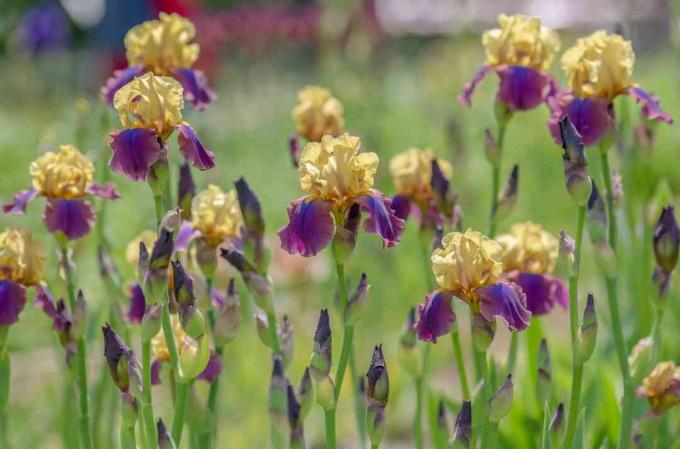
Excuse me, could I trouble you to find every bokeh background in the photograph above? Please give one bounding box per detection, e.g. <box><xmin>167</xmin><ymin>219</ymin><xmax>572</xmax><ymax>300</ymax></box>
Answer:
<box><xmin>1</xmin><ymin>0</ymin><xmax>680</xmax><ymax>447</ymax></box>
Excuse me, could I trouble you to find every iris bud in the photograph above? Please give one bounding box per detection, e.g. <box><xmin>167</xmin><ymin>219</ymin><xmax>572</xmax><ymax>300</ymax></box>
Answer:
<box><xmin>255</xmin><ymin>313</ymin><xmax>273</xmax><ymax>348</ymax></box>
<box><xmin>557</xmin><ymin>230</ymin><xmax>576</xmax><ymax>277</ymax></box>
<box><xmin>138</xmin><ymin>241</ymin><xmax>150</xmax><ymax>285</ymax></box>
<box><xmin>471</xmin><ymin>313</ymin><xmax>496</xmax><ymax>352</ymax></box>
<box><xmin>489</xmin><ymin>375</ymin><xmax>513</xmax><ymax>422</ymax></box>
<box><xmin>484</xmin><ymin>129</ymin><xmax>501</xmax><ymax>168</ymax></box>
<box><xmin>628</xmin><ymin>336</ymin><xmax>653</xmax><ymax>383</ymax></box>
<box><xmin>431</xmin><ymin>159</ymin><xmax>453</xmax><ymax>219</ymax></box>
<box><xmin>287</xmin><ymin>384</ymin><xmax>305</xmax><ymax>449</ymax></box>
<box><xmin>493</xmin><ymin>164</ymin><xmax>519</xmax><ymax>223</ymax></box>
<box><xmin>332</xmin><ymin>204</ymin><xmax>360</xmax><ymax>265</ymax></box>
<box><xmin>366</xmin><ymin>345</ymin><xmax>389</xmax><ymax>447</ymax></box>
<box><xmin>178</xmin><ymin>335</ymin><xmax>210</xmax><ymax>381</ymax></box>
<box><xmin>314</xmin><ymin>373</ymin><xmax>336</xmax><ymax>411</ymax></box>
<box><xmin>653</xmin><ymin>206</ymin><xmax>679</xmax><ymax>274</ymax></box>
<box><xmin>177</xmin><ymin>163</ymin><xmax>195</xmax><ymax>221</ymax></box>
<box><xmin>180</xmin><ymin>305</ymin><xmax>205</xmax><ymax>340</ymax></box>
<box><xmin>450</xmin><ymin>400</ymin><xmax>471</xmax><ymax>449</ymax></box>
<box><xmin>268</xmin><ymin>358</ymin><xmax>289</xmax><ymax>449</ymax></box>
<box><xmin>157</xmin><ymin>419</ymin><xmax>177</xmax><ymax>449</ymax></box>
<box><xmin>279</xmin><ymin>315</ymin><xmax>295</xmax><ymax>370</ymax></box>
<box><xmin>235</xmin><ymin>178</ymin><xmax>265</xmax><ymax>243</ymax></box>
<box><xmin>310</xmin><ymin>309</ymin><xmax>332</xmax><ymax>379</ymax></box>
<box><xmin>171</xmin><ymin>260</ymin><xmax>195</xmax><ymax>307</ymax></box>
<box><xmin>102</xmin><ymin>323</ymin><xmax>139</xmax><ymax>393</ymax></box>
<box><xmin>221</xmin><ymin>249</ymin><xmax>273</xmax><ymax>313</ymax></box>
<box><xmin>537</xmin><ymin>339</ymin><xmax>551</xmax><ymax>406</ymax></box>
<box><xmin>141</xmin><ymin>304</ymin><xmax>162</xmax><ymax>342</ymax></box>
<box><xmin>549</xmin><ymin>403</ymin><xmax>564</xmax><ymax>449</ymax></box>
<box><xmin>578</xmin><ymin>293</ymin><xmax>598</xmax><ymax>363</ymax></box>
<box><xmin>120</xmin><ymin>392</ymin><xmax>139</xmax><ymax>429</ymax></box>
<box><xmin>297</xmin><ymin>367</ymin><xmax>314</xmax><ymax>421</ymax></box>
<box><xmin>71</xmin><ymin>290</ymin><xmax>87</xmax><ymax>341</ymax></box>
<box><xmin>559</xmin><ymin>117</ymin><xmax>592</xmax><ymax>206</ymax></box>
<box><xmin>213</xmin><ymin>280</ymin><xmax>241</xmax><ymax>346</ymax></box>
<box><xmin>344</xmin><ymin>273</ymin><xmax>370</xmax><ymax>326</ymax></box>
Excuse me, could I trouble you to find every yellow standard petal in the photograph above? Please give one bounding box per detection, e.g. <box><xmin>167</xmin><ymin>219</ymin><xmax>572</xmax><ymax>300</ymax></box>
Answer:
<box><xmin>125</xmin><ymin>230</ymin><xmax>158</xmax><ymax>268</ymax></box>
<box><xmin>431</xmin><ymin>229</ymin><xmax>503</xmax><ymax>301</ymax></box>
<box><xmin>291</xmin><ymin>85</ymin><xmax>345</xmax><ymax>142</ymax></box>
<box><xmin>482</xmin><ymin>14</ymin><xmax>561</xmax><ymax>70</ymax></box>
<box><xmin>389</xmin><ymin>148</ymin><xmax>452</xmax><ymax>200</ymax></box>
<box><xmin>30</xmin><ymin>144</ymin><xmax>94</xmax><ymax>199</ymax></box>
<box><xmin>125</xmin><ymin>12</ymin><xmax>200</xmax><ymax>74</ymax></box>
<box><xmin>562</xmin><ymin>30</ymin><xmax>635</xmax><ymax>101</ymax></box>
<box><xmin>0</xmin><ymin>228</ymin><xmax>45</xmax><ymax>286</ymax></box>
<box><xmin>151</xmin><ymin>314</ymin><xmax>188</xmax><ymax>361</ymax></box>
<box><xmin>640</xmin><ymin>361</ymin><xmax>680</xmax><ymax>413</ymax></box>
<box><xmin>299</xmin><ymin>133</ymin><xmax>378</xmax><ymax>206</ymax></box>
<box><xmin>113</xmin><ymin>72</ymin><xmax>184</xmax><ymax>139</ymax></box>
<box><xmin>496</xmin><ymin>221</ymin><xmax>558</xmax><ymax>274</ymax></box>
<box><xmin>191</xmin><ymin>185</ymin><xmax>243</xmax><ymax>247</ymax></box>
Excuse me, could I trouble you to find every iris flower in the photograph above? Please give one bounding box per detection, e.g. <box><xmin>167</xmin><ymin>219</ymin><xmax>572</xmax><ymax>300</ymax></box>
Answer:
<box><xmin>0</xmin><ymin>228</ymin><xmax>45</xmax><ymax>326</ymax></box>
<box><xmin>102</xmin><ymin>13</ymin><xmax>215</xmax><ymax>109</ymax></box>
<box><xmin>637</xmin><ymin>361</ymin><xmax>680</xmax><ymax>415</ymax></box>
<box><xmin>292</xmin><ymin>86</ymin><xmax>344</xmax><ymax>143</ymax></box>
<box><xmin>415</xmin><ymin>229</ymin><xmax>530</xmax><ymax>342</ymax></box>
<box><xmin>108</xmin><ymin>73</ymin><xmax>215</xmax><ymax>182</ymax></box>
<box><xmin>190</xmin><ymin>184</ymin><xmax>243</xmax><ymax>248</ymax></box>
<box><xmin>3</xmin><ymin>145</ymin><xmax>119</xmax><ymax>240</ymax></box>
<box><xmin>278</xmin><ymin>133</ymin><xmax>404</xmax><ymax>257</ymax></box>
<box><xmin>389</xmin><ymin>147</ymin><xmax>453</xmax><ymax>229</ymax></box>
<box><xmin>460</xmin><ymin>14</ymin><xmax>560</xmax><ymax>112</ymax></box>
<box><xmin>496</xmin><ymin>222</ymin><xmax>568</xmax><ymax>316</ymax></box>
<box><xmin>549</xmin><ymin>30</ymin><xmax>672</xmax><ymax>146</ymax></box>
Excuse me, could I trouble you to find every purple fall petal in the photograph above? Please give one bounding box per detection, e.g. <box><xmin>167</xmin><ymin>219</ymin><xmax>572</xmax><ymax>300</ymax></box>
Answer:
<box><xmin>87</xmin><ymin>182</ymin><xmax>121</xmax><ymax>200</ymax></box>
<box><xmin>508</xmin><ymin>272</ymin><xmax>568</xmax><ymax>316</ymax></box>
<box><xmin>628</xmin><ymin>87</ymin><xmax>673</xmax><ymax>124</ymax></box>
<box><xmin>355</xmin><ymin>191</ymin><xmax>405</xmax><ymax>248</ymax></box>
<box><xmin>496</xmin><ymin>65</ymin><xmax>552</xmax><ymax>111</ymax></box>
<box><xmin>391</xmin><ymin>195</ymin><xmax>412</xmax><ymax>221</ymax></box>
<box><xmin>174</xmin><ymin>221</ymin><xmax>198</xmax><ymax>253</ymax></box>
<box><xmin>101</xmin><ymin>65</ymin><xmax>145</xmax><ymax>104</ymax></box>
<box><xmin>459</xmin><ymin>65</ymin><xmax>492</xmax><ymax>107</ymax></box>
<box><xmin>3</xmin><ymin>187</ymin><xmax>38</xmax><ymax>214</ymax></box>
<box><xmin>278</xmin><ymin>197</ymin><xmax>334</xmax><ymax>257</ymax></box>
<box><xmin>151</xmin><ymin>359</ymin><xmax>163</xmax><ymax>386</ymax></box>
<box><xmin>43</xmin><ymin>198</ymin><xmax>95</xmax><ymax>240</ymax></box>
<box><xmin>415</xmin><ymin>290</ymin><xmax>456</xmax><ymax>343</ymax></box>
<box><xmin>176</xmin><ymin>124</ymin><xmax>215</xmax><ymax>171</ymax></box>
<box><xmin>477</xmin><ymin>282</ymin><xmax>530</xmax><ymax>331</ymax></box>
<box><xmin>127</xmin><ymin>283</ymin><xmax>146</xmax><ymax>324</ymax></box>
<box><xmin>196</xmin><ymin>350</ymin><xmax>223</xmax><ymax>383</ymax></box>
<box><xmin>108</xmin><ymin>128</ymin><xmax>161</xmax><ymax>181</ymax></box>
<box><xmin>548</xmin><ymin>92</ymin><xmax>613</xmax><ymax>147</ymax></box>
<box><xmin>0</xmin><ymin>280</ymin><xmax>27</xmax><ymax>326</ymax></box>
<box><xmin>172</xmin><ymin>68</ymin><xmax>216</xmax><ymax>110</ymax></box>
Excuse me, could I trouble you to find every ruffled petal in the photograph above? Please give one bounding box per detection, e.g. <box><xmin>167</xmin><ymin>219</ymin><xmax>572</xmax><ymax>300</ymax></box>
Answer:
<box><xmin>277</xmin><ymin>197</ymin><xmax>334</xmax><ymax>257</ymax></box>
<box><xmin>108</xmin><ymin>128</ymin><xmax>161</xmax><ymax>181</ymax></box>
<box><xmin>34</xmin><ymin>285</ymin><xmax>70</xmax><ymax>331</ymax></box>
<box><xmin>548</xmin><ymin>91</ymin><xmax>613</xmax><ymax>147</ymax></box>
<box><xmin>354</xmin><ymin>191</ymin><xmax>405</xmax><ymax>248</ymax></box>
<box><xmin>127</xmin><ymin>283</ymin><xmax>146</xmax><ymax>324</ymax></box>
<box><xmin>3</xmin><ymin>187</ymin><xmax>38</xmax><ymax>214</ymax></box>
<box><xmin>196</xmin><ymin>350</ymin><xmax>223</xmax><ymax>383</ymax></box>
<box><xmin>477</xmin><ymin>282</ymin><xmax>530</xmax><ymax>331</ymax></box>
<box><xmin>172</xmin><ymin>68</ymin><xmax>216</xmax><ymax>110</ymax></box>
<box><xmin>415</xmin><ymin>290</ymin><xmax>456</xmax><ymax>343</ymax></box>
<box><xmin>176</xmin><ymin>124</ymin><xmax>215</xmax><ymax>171</ymax></box>
<box><xmin>508</xmin><ymin>272</ymin><xmax>568</xmax><ymax>316</ymax></box>
<box><xmin>0</xmin><ymin>280</ymin><xmax>27</xmax><ymax>326</ymax></box>
<box><xmin>628</xmin><ymin>87</ymin><xmax>673</xmax><ymax>124</ymax></box>
<box><xmin>459</xmin><ymin>65</ymin><xmax>492</xmax><ymax>107</ymax></box>
<box><xmin>101</xmin><ymin>65</ymin><xmax>145</xmax><ymax>104</ymax></box>
<box><xmin>86</xmin><ymin>182</ymin><xmax>121</xmax><ymax>200</ymax></box>
<box><xmin>43</xmin><ymin>198</ymin><xmax>95</xmax><ymax>240</ymax></box>
<box><xmin>496</xmin><ymin>65</ymin><xmax>552</xmax><ymax>111</ymax></box>
<box><xmin>391</xmin><ymin>195</ymin><xmax>412</xmax><ymax>221</ymax></box>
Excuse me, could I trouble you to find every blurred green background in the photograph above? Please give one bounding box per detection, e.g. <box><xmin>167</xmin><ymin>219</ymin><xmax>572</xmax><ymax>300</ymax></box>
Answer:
<box><xmin>1</xmin><ymin>1</ymin><xmax>680</xmax><ymax>448</ymax></box>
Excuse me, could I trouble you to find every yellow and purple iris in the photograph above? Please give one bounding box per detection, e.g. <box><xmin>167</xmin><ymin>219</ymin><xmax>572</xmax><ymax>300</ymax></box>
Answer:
<box><xmin>415</xmin><ymin>229</ymin><xmax>530</xmax><ymax>342</ymax></box>
<box><xmin>460</xmin><ymin>14</ymin><xmax>560</xmax><ymax>112</ymax></box>
<box><xmin>292</xmin><ymin>86</ymin><xmax>345</xmax><ymax>143</ymax></box>
<box><xmin>389</xmin><ymin>148</ymin><xmax>452</xmax><ymax>228</ymax></box>
<box><xmin>637</xmin><ymin>361</ymin><xmax>680</xmax><ymax>415</ymax></box>
<box><xmin>191</xmin><ymin>184</ymin><xmax>243</xmax><ymax>248</ymax></box>
<box><xmin>3</xmin><ymin>145</ymin><xmax>119</xmax><ymax>240</ymax></box>
<box><xmin>497</xmin><ymin>222</ymin><xmax>568</xmax><ymax>316</ymax></box>
<box><xmin>107</xmin><ymin>73</ymin><xmax>215</xmax><ymax>181</ymax></box>
<box><xmin>0</xmin><ymin>228</ymin><xmax>45</xmax><ymax>326</ymax></box>
<box><xmin>102</xmin><ymin>13</ymin><xmax>215</xmax><ymax>109</ymax></box>
<box><xmin>278</xmin><ymin>133</ymin><xmax>404</xmax><ymax>257</ymax></box>
<box><xmin>549</xmin><ymin>30</ymin><xmax>672</xmax><ymax>146</ymax></box>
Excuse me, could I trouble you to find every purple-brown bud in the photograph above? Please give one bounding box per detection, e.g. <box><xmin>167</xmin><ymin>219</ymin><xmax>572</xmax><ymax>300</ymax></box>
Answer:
<box><xmin>366</xmin><ymin>344</ymin><xmax>389</xmax><ymax>446</ymax></box>
<box><xmin>279</xmin><ymin>315</ymin><xmax>295</xmax><ymax>370</ymax></box>
<box><xmin>178</xmin><ymin>163</ymin><xmax>195</xmax><ymax>221</ymax></box>
<box><xmin>102</xmin><ymin>323</ymin><xmax>139</xmax><ymax>393</ymax></box>
<box><xmin>431</xmin><ymin>159</ymin><xmax>453</xmax><ymax>219</ymax></box>
<box><xmin>493</xmin><ymin>164</ymin><xmax>519</xmax><ymax>223</ymax></box>
<box><xmin>489</xmin><ymin>374</ymin><xmax>513</xmax><ymax>422</ymax></box>
<box><xmin>345</xmin><ymin>273</ymin><xmax>370</xmax><ymax>326</ymax></box>
<box><xmin>221</xmin><ymin>249</ymin><xmax>273</xmax><ymax>313</ymax></box>
<box><xmin>578</xmin><ymin>293</ymin><xmax>597</xmax><ymax>363</ymax></box>
<box><xmin>559</xmin><ymin>117</ymin><xmax>592</xmax><ymax>206</ymax></box>
<box><xmin>310</xmin><ymin>309</ymin><xmax>332</xmax><ymax>379</ymax></box>
<box><xmin>549</xmin><ymin>403</ymin><xmax>564</xmax><ymax>448</ymax></box>
<box><xmin>450</xmin><ymin>400</ymin><xmax>471</xmax><ymax>449</ymax></box>
<box><xmin>537</xmin><ymin>338</ymin><xmax>551</xmax><ymax>405</ymax></box>
<box><xmin>653</xmin><ymin>206</ymin><xmax>679</xmax><ymax>274</ymax></box>
<box><xmin>171</xmin><ymin>260</ymin><xmax>195</xmax><ymax>307</ymax></box>
<box><xmin>297</xmin><ymin>367</ymin><xmax>314</xmax><ymax>420</ymax></box>
<box><xmin>484</xmin><ymin>129</ymin><xmax>501</xmax><ymax>168</ymax></box>
<box><xmin>157</xmin><ymin>419</ymin><xmax>176</xmax><ymax>449</ymax></box>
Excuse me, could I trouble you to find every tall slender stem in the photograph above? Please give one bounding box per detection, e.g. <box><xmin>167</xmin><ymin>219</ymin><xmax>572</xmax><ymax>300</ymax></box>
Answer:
<box><xmin>414</xmin><ymin>375</ymin><xmax>425</xmax><ymax>449</ymax></box>
<box><xmin>324</xmin><ymin>409</ymin><xmax>336</xmax><ymax>449</ymax></box>
<box><xmin>172</xmin><ymin>380</ymin><xmax>190</xmax><ymax>445</ymax></box>
<box><xmin>153</xmin><ymin>194</ymin><xmax>164</xmax><ymax>226</ymax></box>
<box><xmin>488</xmin><ymin>123</ymin><xmax>507</xmax><ymax>238</ymax></box>
<box><xmin>600</xmin><ymin>150</ymin><xmax>632</xmax><ymax>449</ymax></box>
<box><xmin>471</xmin><ymin>314</ymin><xmax>492</xmax><ymax>449</ymax></box>
<box><xmin>120</xmin><ymin>424</ymin><xmax>136</xmax><ymax>449</ymax></box>
<box><xmin>141</xmin><ymin>340</ymin><xmax>157</xmax><ymax>448</ymax></box>
<box><xmin>0</xmin><ymin>327</ymin><xmax>10</xmax><ymax>449</ymax></box>
<box><xmin>60</xmin><ymin>247</ymin><xmax>94</xmax><ymax>449</ymax></box>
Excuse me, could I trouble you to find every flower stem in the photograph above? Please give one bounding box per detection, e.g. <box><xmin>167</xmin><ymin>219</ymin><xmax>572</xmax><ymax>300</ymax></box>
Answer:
<box><xmin>120</xmin><ymin>424</ymin><xmax>136</xmax><ymax>449</ymax></box>
<box><xmin>172</xmin><ymin>380</ymin><xmax>190</xmax><ymax>445</ymax></box>
<box><xmin>324</xmin><ymin>408</ymin><xmax>337</xmax><ymax>449</ymax></box>
<box><xmin>266</xmin><ymin>310</ymin><xmax>281</xmax><ymax>354</ymax></box>
<box><xmin>471</xmin><ymin>315</ymin><xmax>492</xmax><ymax>449</ymax></box>
<box><xmin>141</xmin><ymin>340</ymin><xmax>157</xmax><ymax>448</ymax></box>
<box><xmin>60</xmin><ymin>247</ymin><xmax>94</xmax><ymax>449</ymax></box>
<box><xmin>0</xmin><ymin>327</ymin><xmax>10</xmax><ymax>449</ymax></box>
<box><xmin>600</xmin><ymin>149</ymin><xmax>633</xmax><ymax>449</ymax></box>
<box><xmin>414</xmin><ymin>374</ymin><xmax>425</xmax><ymax>449</ymax></box>
<box><xmin>153</xmin><ymin>194</ymin><xmax>164</xmax><ymax>226</ymax></box>
<box><xmin>334</xmin><ymin>324</ymin><xmax>355</xmax><ymax>400</ymax></box>
<box><xmin>450</xmin><ymin>328</ymin><xmax>470</xmax><ymax>400</ymax></box>
<box><xmin>562</xmin><ymin>205</ymin><xmax>586</xmax><ymax>449</ymax></box>
<box><xmin>488</xmin><ymin>122</ymin><xmax>507</xmax><ymax>238</ymax></box>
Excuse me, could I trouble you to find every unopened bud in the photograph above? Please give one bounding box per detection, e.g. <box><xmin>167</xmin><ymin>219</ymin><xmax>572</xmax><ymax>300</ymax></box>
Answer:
<box><xmin>310</xmin><ymin>309</ymin><xmax>332</xmax><ymax>379</ymax></box>
<box><xmin>484</xmin><ymin>129</ymin><xmax>501</xmax><ymax>168</ymax></box>
<box><xmin>177</xmin><ymin>163</ymin><xmax>195</xmax><ymax>221</ymax></box>
<box><xmin>628</xmin><ymin>336</ymin><xmax>653</xmax><ymax>383</ymax></box>
<box><xmin>653</xmin><ymin>206</ymin><xmax>679</xmax><ymax>274</ymax></box>
<box><xmin>366</xmin><ymin>344</ymin><xmax>389</xmax><ymax>446</ymax></box>
<box><xmin>559</xmin><ymin>117</ymin><xmax>592</xmax><ymax>206</ymax></box>
<box><xmin>493</xmin><ymin>164</ymin><xmax>519</xmax><ymax>223</ymax></box>
<box><xmin>178</xmin><ymin>335</ymin><xmax>210</xmax><ymax>381</ymax></box>
<box><xmin>314</xmin><ymin>374</ymin><xmax>336</xmax><ymax>411</ymax></box>
<box><xmin>72</xmin><ymin>290</ymin><xmax>87</xmax><ymax>340</ymax></box>
<box><xmin>235</xmin><ymin>178</ymin><xmax>265</xmax><ymax>242</ymax></box>
<box><xmin>102</xmin><ymin>323</ymin><xmax>139</xmax><ymax>393</ymax></box>
<box><xmin>436</xmin><ymin>398</ymin><xmax>448</xmax><ymax>434</ymax></box>
<box><xmin>578</xmin><ymin>294</ymin><xmax>597</xmax><ymax>363</ymax></box>
<box><xmin>557</xmin><ymin>230</ymin><xmax>576</xmax><ymax>276</ymax></box>
<box><xmin>148</xmin><ymin>229</ymin><xmax>174</xmax><ymax>286</ymax></box>
<box><xmin>159</xmin><ymin>208</ymin><xmax>181</xmax><ymax>233</ymax></box>
<box><xmin>181</xmin><ymin>305</ymin><xmax>205</xmax><ymax>339</ymax></box>
<box><xmin>450</xmin><ymin>400</ymin><xmax>471</xmax><ymax>449</ymax></box>
<box><xmin>549</xmin><ymin>403</ymin><xmax>564</xmax><ymax>449</ymax></box>
<box><xmin>141</xmin><ymin>304</ymin><xmax>162</xmax><ymax>342</ymax></box>
<box><xmin>471</xmin><ymin>313</ymin><xmax>496</xmax><ymax>352</ymax></box>
<box><xmin>213</xmin><ymin>280</ymin><xmax>241</xmax><ymax>346</ymax></box>
<box><xmin>279</xmin><ymin>315</ymin><xmax>295</xmax><ymax>370</ymax></box>
<box><xmin>345</xmin><ymin>273</ymin><xmax>370</xmax><ymax>326</ymax></box>
<box><xmin>489</xmin><ymin>375</ymin><xmax>513</xmax><ymax>422</ymax></box>
<box><xmin>297</xmin><ymin>367</ymin><xmax>314</xmax><ymax>421</ymax></box>
<box><xmin>157</xmin><ymin>419</ymin><xmax>177</xmax><ymax>449</ymax></box>
<box><xmin>537</xmin><ymin>339</ymin><xmax>551</xmax><ymax>405</ymax></box>
<box><xmin>332</xmin><ymin>204</ymin><xmax>360</xmax><ymax>264</ymax></box>
<box><xmin>255</xmin><ymin>313</ymin><xmax>273</xmax><ymax>348</ymax></box>
<box><xmin>171</xmin><ymin>260</ymin><xmax>195</xmax><ymax>306</ymax></box>
<box><xmin>587</xmin><ymin>182</ymin><xmax>608</xmax><ymax>245</ymax></box>
<box><xmin>287</xmin><ymin>384</ymin><xmax>306</xmax><ymax>449</ymax></box>
<box><xmin>268</xmin><ymin>358</ymin><xmax>289</xmax><ymax>448</ymax></box>
<box><xmin>221</xmin><ymin>249</ymin><xmax>273</xmax><ymax>313</ymax></box>
<box><xmin>138</xmin><ymin>241</ymin><xmax>150</xmax><ymax>285</ymax></box>
<box><xmin>120</xmin><ymin>392</ymin><xmax>139</xmax><ymax>428</ymax></box>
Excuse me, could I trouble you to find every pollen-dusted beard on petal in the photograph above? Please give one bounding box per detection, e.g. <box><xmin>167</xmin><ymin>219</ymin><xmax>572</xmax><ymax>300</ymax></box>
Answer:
<box><xmin>415</xmin><ymin>290</ymin><xmax>455</xmax><ymax>343</ymax></box>
<box><xmin>43</xmin><ymin>198</ymin><xmax>95</xmax><ymax>241</ymax></box>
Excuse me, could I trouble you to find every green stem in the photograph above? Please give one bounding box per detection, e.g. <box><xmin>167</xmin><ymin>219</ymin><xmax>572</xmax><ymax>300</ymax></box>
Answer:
<box><xmin>141</xmin><ymin>340</ymin><xmax>157</xmax><ymax>448</ymax></box>
<box><xmin>487</xmin><ymin>422</ymin><xmax>499</xmax><ymax>449</ymax></box>
<box><xmin>153</xmin><ymin>194</ymin><xmax>164</xmax><ymax>226</ymax></box>
<box><xmin>60</xmin><ymin>247</ymin><xmax>94</xmax><ymax>449</ymax></box>
<box><xmin>201</xmin><ymin>345</ymin><xmax>224</xmax><ymax>449</ymax></box>
<box><xmin>651</xmin><ymin>305</ymin><xmax>664</xmax><ymax>359</ymax></box>
<box><xmin>562</xmin><ymin>206</ymin><xmax>586</xmax><ymax>449</ymax></box>
<box><xmin>160</xmin><ymin>304</ymin><xmax>180</xmax><ymax>373</ymax></box>
<box><xmin>0</xmin><ymin>328</ymin><xmax>10</xmax><ymax>449</ymax></box>
<box><xmin>505</xmin><ymin>332</ymin><xmax>518</xmax><ymax>380</ymax></box>
<box><xmin>488</xmin><ymin>123</ymin><xmax>507</xmax><ymax>238</ymax></box>
<box><xmin>601</xmin><ymin>149</ymin><xmax>632</xmax><ymax>449</ymax></box>
<box><xmin>334</xmin><ymin>325</ymin><xmax>355</xmax><ymax>399</ymax></box>
<box><xmin>324</xmin><ymin>408</ymin><xmax>336</xmax><ymax>449</ymax></box>
<box><xmin>414</xmin><ymin>376</ymin><xmax>424</xmax><ymax>449</ymax></box>
<box><xmin>471</xmin><ymin>315</ymin><xmax>492</xmax><ymax>449</ymax></box>
<box><xmin>266</xmin><ymin>311</ymin><xmax>281</xmax><ymax>354</ymax></box>
<box><xmin>450</xmin><ymin>328</ymin><xmax>470</xmax><ymax>400</ymax></box>
<box><xmin>120</xmin><ymin>424</ymin><xmax>136</xmax><ymax>449</ymax></box>
<box><xmin>172</xmin><ymin>381</ymin><xmax>190</xmax><ymax>445</ymax></box>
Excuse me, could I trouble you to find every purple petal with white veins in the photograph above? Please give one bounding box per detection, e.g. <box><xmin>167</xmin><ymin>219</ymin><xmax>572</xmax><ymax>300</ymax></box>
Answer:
<box><xmin>415</xmin><ymin>290</ymin><xmax>456</xmax><ymax>343</ymax></box>
<box><xmin>87</xmin><ymin>182</ymin><xmax>120</xmax><ymax>200</ymax></box>
<box><xmin>278</xmin><ymin>197</ymin><xmax>334</xmax><ymax>257</ymax></box>
<box><xmin>172</xmin><ymin>68</ymin><xmax>216</xmax><ymax>110</ymax></box>
<box><xmin>459</xmin><ymin>65</ymin><xmax>492</xmax><ymax>107</ymax></box>
<box><xmin>0</xmin><ymin>280</ymin><xmax>27</xmax><ymax>326</ymax></box>
<box><xmin>101</xmin><ymin>65</ymin><xmax>145</xmax><ymax>104</ymax></box>
<box><xmin>3</xmin><ymin>187</ymin><xmax>38</xmax><ymax>214</ymax></box>
<box><xmin>196</xmin><ymin>350</ymin><xmax>223</xmax><ymax>383</ymax></box>
<box><xmin>496</xmin><ymin>65</ymin><xmax>552</xmax><ymax>111</ymax></box>
<box><xmin>127</xmin><ymin>283</ymin><xmax>146</xmax><ymax>324</ymax></box>
<box><xmin>43</xmin><ymin>198</ymin><xmax>95</xmax><ymax>240</ymax></box>
<box><xmin>176</xmin><ymin>124</ymin><xmax>215</xmax><ymax>171</ymax></box>
<box><xmin>477</xmin><ymin>282</ymin><xmax>530</xmax><ymax>331</ymax></box>
<box><xmin>355</xmin><ymin>191</ymin><xmax>405</xmax><ymax>248</ymax></box>
<box><xmin>628</xmin><ymin>87</ymin><xmax>673</xmax><ymax>124</ymax></box>
<box><xmin>548</xmin><ymin>92</ymin><xmax>613</xmax><ymax>147</ymax></box>
<box><xmin>391</xmin><ymin>195</ymin><xmax>412</xmax><ymax>221</ymax></box>
<box><xmin>508</xmin><ymin>272</ymin><xmax>568</xmax><ymax>316</ymax></box>
<box><xmin>108</xmin><ymin>128</ymin><xmax>161</xmax><ymax>181</ymax></box>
